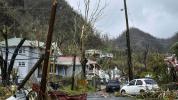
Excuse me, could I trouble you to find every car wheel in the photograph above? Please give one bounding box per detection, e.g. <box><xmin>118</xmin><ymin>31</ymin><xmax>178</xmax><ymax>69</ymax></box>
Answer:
<box><xmin>140</xmin><ymin>89</ymin><xmax>145</xmax><ymax>95</ymax></box>
<box><xmin>121</xmin><ymin>90</ymin><xmax>126</xmax><ymax>95</ymax></box>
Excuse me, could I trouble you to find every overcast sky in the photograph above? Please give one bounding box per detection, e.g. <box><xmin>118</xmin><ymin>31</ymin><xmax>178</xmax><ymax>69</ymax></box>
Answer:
<box><xmin>66</xmin><ymin>0</ymin><xmax>178</xmax><ymax>39</ymax></box>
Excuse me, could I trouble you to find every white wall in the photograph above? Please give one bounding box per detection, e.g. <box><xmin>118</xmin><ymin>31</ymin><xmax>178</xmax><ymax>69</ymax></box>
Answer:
<box><xmin>1</xmin><ymin>46</ymin><xmax>42</xmax><ymax>82</ymax></box>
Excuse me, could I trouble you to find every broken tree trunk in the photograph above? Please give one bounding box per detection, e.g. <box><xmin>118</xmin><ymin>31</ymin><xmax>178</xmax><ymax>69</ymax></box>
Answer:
<box><xmin>80</xmin><ymin>25</ymin><xmax>87</xmax><ymax>79</ymax></box>
<box><xmin>0</xmin><ymin>55</ymin><xmax>5</xmax><ymax>82</ymax></box>
<box><xmin>18</xmin><ymin>55</ymin><xmax>44</xmax><ymax>90</ymax></box>
<box><xmin>0</xmin><ymin>55</ymin><xmax>6</xmax><ymax>86</ymax></box>
<box><xmin>71</xmin><ymin>55</ymin><xmax>76</xmax><ymax>90</ymax></box>
<box><xmin>2</xmin><ymin>33</ymin><xmax>8</xmax><ymax>86</ymax></box>
<box><xmin>7</xmin><ymin>38</ymin><xmax>26</xmax><ymax>85</ymax></box>
<box><xmin>39</xmin><ymin>0</ymin><xmax>57</xmax><ymax>99</ymax></box>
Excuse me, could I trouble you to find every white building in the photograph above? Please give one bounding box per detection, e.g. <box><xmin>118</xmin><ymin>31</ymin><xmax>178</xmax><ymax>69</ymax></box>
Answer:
<box><xmin>85</xmin><ymin>49</ymin><xmax>113</xmax><ymax>59</ymax></box>
<box><xmin>100</xmin><ymin>53</ymin><xmax>113</xmax><ymax>58</ymax></box>
<box><xmin>99</xmin><ymin>70</ymin><xmax>109</xmax><ymax>82</ymax></box>
<box><xmin>85</xmin><ymin>49</ymin><xmax>102</xmax><ymax>58</ymax></box>
<box><xmin>110</xmin><ymin>67</ymin><xmax>121</xmax><ymax>80</ymax></box>
<box><xmin>0</xmin><ymin>37</ymin><xmax>45</xmax><ymax>83</ymax></box>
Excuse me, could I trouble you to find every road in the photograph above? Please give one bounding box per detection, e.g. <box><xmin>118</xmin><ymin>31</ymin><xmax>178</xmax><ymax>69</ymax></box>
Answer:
<box><xmin>87</xmin><ymin>95</ymin><xmax>134</xmax><ymax>100</ymax></box>
<box><xmin>87</xmin><ymin>85</ymin><xmax>134</xmax><ymax>100</ymax></box>
<box><xmin>87</xmin><ymin>92</ymin><xmax>134</xmax><ymax>100</ymax></box>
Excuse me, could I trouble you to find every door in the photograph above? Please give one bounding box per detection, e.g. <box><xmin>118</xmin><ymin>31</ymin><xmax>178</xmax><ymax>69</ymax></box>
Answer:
<box><xmin>17</xmin><ymin>62</ymin><xmax>27</xmax><ymax>83</ymax></box>
<box><xmin>127</xmin><ymin>80</ymin><xmax>136</xmax><ymax>94</ymax></box>
<box><xmin>135</xmin><ymin>80</ymin><xmax>144</xmax><ymax>94</ymax></box>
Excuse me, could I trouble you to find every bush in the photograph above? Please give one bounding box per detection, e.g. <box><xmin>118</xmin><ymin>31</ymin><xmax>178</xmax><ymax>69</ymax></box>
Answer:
<box><xmin>0</xmin><ymin>86</ymin><xmax>13</xmax><ymax>99</ymax></box>
<box><xmin>162</xmin><ymin>82</ymin><xmax>178</xmax><ymax>90</ymax></box>
<box><xmin>0</xmin><ymin>87</ymin><xmax>6</xmax><ymax>96</ymax></box>
<box><xmin>135</xmin><ymin>90</ymin><xmax>178</xmax><ymax>100</ymax></box>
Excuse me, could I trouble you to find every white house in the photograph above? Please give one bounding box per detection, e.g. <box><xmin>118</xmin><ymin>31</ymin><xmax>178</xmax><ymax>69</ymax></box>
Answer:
<box><xmin>100</xmin><ymin>53</ymin><xmax>113</xmax><ymax>58</ymax></box>
<box><xmin>85</xmin><ymin>49</ymin><xmax>113</xmax><ymax>59</ymax></box>
<box><xmin>0</xmin><ymin>37</ymin><xmax>62</xmax><ymax>83</ymax></box>
<box><xmin>55</xmin><ymin>56</ymin><xmax>82</xmax><ymax>77</ymax></box>
<box><xmin>110</xmin><ymin>67</ymin><xmax>121</xmax><ymax>80</ymax></box>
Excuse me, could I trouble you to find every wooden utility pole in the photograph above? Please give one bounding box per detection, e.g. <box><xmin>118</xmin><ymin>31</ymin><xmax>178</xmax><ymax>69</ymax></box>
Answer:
<box><xmin>1</xmin><ymin>32</ymin><xmax>8</xmax><ymax>86</ymax></box>
<box><xmin>39</xmin><ymin>0</ymin><xmax>57</xmax><ymax>99</ymax></box>
<box><xmin>123</xmin><ymin>0</ymin><xmax>133</xmax><ymax>81</ymax></box>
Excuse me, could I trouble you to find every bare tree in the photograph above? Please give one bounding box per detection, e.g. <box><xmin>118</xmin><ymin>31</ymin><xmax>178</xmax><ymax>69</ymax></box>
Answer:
<box><xmin>0</xmin><ymin>27</ymin><xmax>26</xmax><ymax>85</ymax></box>
<box><xmin>0</xmin><ymin>27</ymin><xmax>8</xmax><ymax>86</ymax></box>
<box><xmin>7</xmin><ymin>38</ymin><xmax>26</xmax><ymax>84</ymax></box>
<box><xmin>77</xmin><ymin>0</ymin><xmax>107</xmax><ymax>79</ymax></box>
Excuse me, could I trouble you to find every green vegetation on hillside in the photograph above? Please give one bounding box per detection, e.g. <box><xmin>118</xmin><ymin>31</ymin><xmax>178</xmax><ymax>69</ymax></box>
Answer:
<box><xmin>0</xmin><ymin>0</ymin><xmax>105</xmax><ymax>54</ymax></box>
<box><xmin>114</xmin><ymin>28</ymin><xmax>178</xmax><ymax>53</ymax></box>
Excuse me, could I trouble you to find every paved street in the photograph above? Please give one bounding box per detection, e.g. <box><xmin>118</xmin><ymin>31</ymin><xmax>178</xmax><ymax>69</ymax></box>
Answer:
<box><xmin>87</xmin><ymin>91</ymin><xmax>134</xmax><ymax>100</ymax></box>
<box><xmin>87</xmin><ymin>94</ymin><xmax>134</xmax><ymax>100</ymax></box>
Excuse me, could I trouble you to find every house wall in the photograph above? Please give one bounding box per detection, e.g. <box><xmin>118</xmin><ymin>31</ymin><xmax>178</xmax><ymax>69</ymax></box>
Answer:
<box><xmin>56</xmin><ymin>65</ymin><xmax>67</xmax><ymax>77</ymax></box>
<box><xmin>56</xmin><ymin>65</ymin><xmax>82</xmax><ymax>77</ymax></box>
<box><xmin>1</xmin><ymin>46</ymin><xmax>42</xmax><ymax>83</ymax></box>
<box><xmin>29</xmin><ymin>47</ymin><xmax>43</xmax><ymax>82</ymax></box>
<box><xmin>66</xmin><ymin>65</ymin><xmax>82</xmax><ymax>77</ymax></box>
<box><xmin>1</xmin><ymin>47</ymin><xmax>29</xmax><ymax>82</ymax></box>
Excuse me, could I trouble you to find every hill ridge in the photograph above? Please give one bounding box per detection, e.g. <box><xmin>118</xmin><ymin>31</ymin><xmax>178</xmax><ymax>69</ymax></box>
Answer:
<box><xmin>114</xmin><ymin>28</ymin><xmax>178</xmax><ymax>52</ymax></box>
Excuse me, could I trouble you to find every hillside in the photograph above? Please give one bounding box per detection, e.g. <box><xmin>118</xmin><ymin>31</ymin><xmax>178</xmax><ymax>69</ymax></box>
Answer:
<box><xmin>1</xmin><ymin>0</ymin><xmax>178</xmax><ymax>53</ymax></box>
<box><xmin>113</xmin><ymin>28</ymin><xmax>178</xmax><ymax>53</ymax></box>
<box><xmin>0</xmin><ymin>0</ymin><xmax>105</xmax><ymax>50</ymax></box>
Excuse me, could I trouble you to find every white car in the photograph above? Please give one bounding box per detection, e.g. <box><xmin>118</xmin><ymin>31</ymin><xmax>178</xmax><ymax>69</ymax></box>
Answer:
<box><xmin>120</xmin><ymin>78</ymin><xmax>159</xmax><ymax>95</ymax></box>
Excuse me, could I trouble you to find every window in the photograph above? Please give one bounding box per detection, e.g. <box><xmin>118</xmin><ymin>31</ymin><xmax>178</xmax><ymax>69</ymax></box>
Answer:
<box><xmin>129</xmin><ymin>80</ymin><xmax>136</xmax><ymax>86</ymax></box>
<box><xmin>108</xmin><ymin>80</ymin><xmax>120</xmax><ymax>85</ymax></box>
<box><xmin>18</xmin><ymin>48</ymin><xmax>25</xmax><ymax>54</ymax></box>
<box><xmin>19</xmin><ymin>62</ymin><xmax>25</xmax><ymax>67</ymax></box>
<box><xmin>144</xmin><ymin>79</ymin><xmax>157</xmax><ymax>85</ymax></box>
<box><xmin>136</xmin><ymin>80</ymin><xmax>143</xmax><ymax>85</ymax></box>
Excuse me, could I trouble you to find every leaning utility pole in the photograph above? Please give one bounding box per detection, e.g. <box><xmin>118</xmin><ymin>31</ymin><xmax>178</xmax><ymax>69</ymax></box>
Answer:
<box><xmin>39</xmin><ymin>0</ymin><xmax>57</xmax><ymax>99</ymax></box>
<box><xmin>123</xmin><ymin>0</ymin><xmax>133</xmax><ymax>81</ymax></box>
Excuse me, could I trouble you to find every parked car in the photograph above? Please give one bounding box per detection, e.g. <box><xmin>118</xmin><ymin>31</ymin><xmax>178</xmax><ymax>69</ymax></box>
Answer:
<box><xmin>120</xmin><ymin>78</ymin><xmax>159</xmax><ymax>95</ymax></box>
<box><xmin>106</xmin><ymin>80</ymin><xmax>120</xmax><ymax>92</ymax></box>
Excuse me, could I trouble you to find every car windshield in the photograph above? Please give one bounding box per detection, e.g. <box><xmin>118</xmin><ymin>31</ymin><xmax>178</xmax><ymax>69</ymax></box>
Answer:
<box><xmin>108</xmin><ymin>80</ymin><xmax>119</xmax><ymax>85</ymax></box>
<box><xmin>144</xmin><ymin>79</ymin><xmax>157</xmax><ymax>85</ymax></box>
